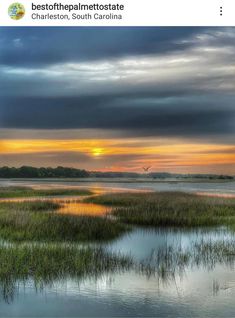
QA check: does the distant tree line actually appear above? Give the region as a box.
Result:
[90,171,140,178]
[149,172,234,180]
[0,166,89,178]
[0,166,233,179]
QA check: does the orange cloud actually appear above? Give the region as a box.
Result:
[0,138,234,173]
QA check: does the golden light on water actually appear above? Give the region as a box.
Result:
[0,197,111,216]
[58,201,111,216]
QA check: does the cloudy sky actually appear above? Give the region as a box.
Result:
[0,27,234,173]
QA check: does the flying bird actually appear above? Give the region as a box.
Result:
[142,166,152,172]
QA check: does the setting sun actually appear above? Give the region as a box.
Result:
[92,148,103,157]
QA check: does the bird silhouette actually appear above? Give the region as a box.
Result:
[142,166,152,172]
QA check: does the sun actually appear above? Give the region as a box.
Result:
[92,148,103,157]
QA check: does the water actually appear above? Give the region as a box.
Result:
[0,180,235,316]
[1,179,235,197]
[0,196,111,216]
[1,227,235,317]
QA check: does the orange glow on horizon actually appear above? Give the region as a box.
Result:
[0,138,234,173]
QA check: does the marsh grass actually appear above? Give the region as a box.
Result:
[138,239,235,282]
[0,244,133,302]
[1,191,235,243]
[1,239,235,302]
[86,192,235,227]
[2,189,235,304]
[0,186,92,198]
[0,200,60,211]
[0,201,128,242]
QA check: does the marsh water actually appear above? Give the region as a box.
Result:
[0,179,235,317]
[1,179,235,197]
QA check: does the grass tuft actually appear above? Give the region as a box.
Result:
[0,200,128,242]
[0,186,92,198]
[0,244,133,302]
[86,192,235,227]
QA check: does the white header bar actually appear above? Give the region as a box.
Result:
[1,0,235,26]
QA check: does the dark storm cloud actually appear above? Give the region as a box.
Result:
[0,27,206,67]
[1,95,234,139]
[0,27,235,143]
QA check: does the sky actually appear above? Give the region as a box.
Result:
[0,27,234,174]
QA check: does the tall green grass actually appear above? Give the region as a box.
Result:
[0,244,133,302]
[86,192,235,227]
[0,200,60,211]
[1,239,235,302]
[0,201,128,242]
[0,186,92,198]
[138,239,235,280]
[1,191,235,243]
